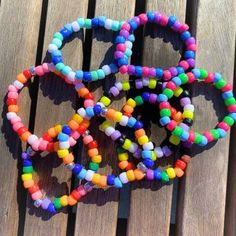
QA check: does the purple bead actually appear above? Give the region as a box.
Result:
[186,37,196,46]
[41,198,51,210]
[133,149,141,159]
[110,86,119,97]
[128,65,135,75]
[149,93,157,104]
[111,130,121,141]
[162,145,173,157]
[149,67,156,77]
[146,169,154,180]
[169,67,178,76]
[180,97,191,106]
[179,122,189,131]
[183,141,192,148]
[154,13,162,23]
[21,152,29,160]
[120,30,129,39]
[172,21,181,32]
[135,79,143,89]
[133,16,140,25]
[114,51,124,60]
[187,58,195,67]
[162,82,167,89]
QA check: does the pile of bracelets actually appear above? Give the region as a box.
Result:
[5,12,236,214]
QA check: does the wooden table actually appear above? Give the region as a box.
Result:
[0,1,235,235]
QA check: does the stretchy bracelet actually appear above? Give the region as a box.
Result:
[48,17,135,83]
[159,69,236,145]
[114,12,196,80]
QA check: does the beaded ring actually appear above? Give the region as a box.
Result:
[114,12,196,80]
[48,17,135,83]
[159,69,236,145]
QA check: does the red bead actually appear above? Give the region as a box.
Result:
[71,189,81,200]
[167,120,177,131]
[126,162,135,170]
[123,112,132,117]
[159,102,170,109]
[170,107,177,117]
[42,133,53,142]
[28,184,39,194]
[204,72,214,83]
[88,140,98,149]
[46,142,54,152]
[116,44,126,52]
[17,127,28,136]
[23,69,32,79]
[186,72,195,83]
[222,83,233,92]
[77,125,87,135]
[6,98,17,105]
[175,160,187,170]
[166,81,177,90]
[85,92,94,100]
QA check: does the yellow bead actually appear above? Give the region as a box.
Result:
[100,121,112,131]
[138,135,149,145]
[122,80,130,91]
[166,168,176,179]
[151,151,157,161]
[122,139,132,150]
[21,173,33,181]
[183,110,193,119]
[126,170,135,181]
[100,96,111,106]
[169,135,180,145]
[57,149,69,158]
[92,155,102,163]
[148,78,157,89]
[114,112,122,122]
[126,98,136,108]
[118,153,129,161]
[92,173,101,185]
[60,195,68,207]
[72,114,83,124]
[174,87,183,97]
[54,124,62,134]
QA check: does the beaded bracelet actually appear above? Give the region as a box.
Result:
[159,69,236,145]
[48,17,135,83]
[114,12,196,80]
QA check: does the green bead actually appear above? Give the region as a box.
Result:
[224,97,236,106]
[215,79,226,89]
[211,129,220,140]
[89,162,99,171]
[160,108,171,117]
[179,73,188,84]
[91,71,98,81]
[194,132,202,144]
[97,69,105,79]
[117,146,126,154]
[161,172,169,182]
[111,21,120,31]
[199,69,208,80]
[172,126,183,137]
[134,96,143,106]
[84,19,92,29]
[23,166,33,173]
[163,88,174,99]
[223,116,234,126]
[55,62,64,71]
[125,49,132,57]
[53,32,63,41]
[54,198,62,209]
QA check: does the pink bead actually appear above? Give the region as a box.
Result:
[38,139,48,151]
[222,83,232,92]
[31,190,43,200]
[203,131,214,142]
[71,131,80,140]
[8,91,18,99]
[119,65,128,74]
[83,135,93,145]
[166,81,177,90]
[179,23,189,33]
[159,15,168,26]
[188,130,196,143]
[116,44,126,52]
[228,105,236,112]
[178,60,189,70]
[10,116,21,124]
[159,102,170,109]
[142,67,150,77]
[69,137,76,147]
[186,72,195,83]
[35,66,44,76]
[187,44,197,51]
[139,13,148,24]
[217,122,230,132]
[13,122,24,132]
[8,84,18,92]
[121,22,130,31]
[163,70,171,81]
[167,120,177,131]
[42,63,50,73]
[77,186,87,196]
[32,139,40,151]
[204,72,214,83]
[84,99,94,108]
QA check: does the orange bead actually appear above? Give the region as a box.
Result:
[23,179,34,188]
[67,195,77,206]
[81,120,90,128]
[123,104,133,114]
[63,153,74,164]
[170,107,177,117]
[173,112,182,122]
[181,155,191,163]
[135,129,146,139]
[134,169,145,180]
[119,161,129,170]
[8,105,19,113]
[21,131,31,142]
[174,167,184,177]
[78,87,89,97]
[99,175,107,188]
[68,119,79,130]
[16,73,27,83]
[106,108,116,120]
[53,142,60,151]
[47,127,57,138]
[88,148,98,157]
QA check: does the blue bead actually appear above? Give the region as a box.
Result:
[77,168,87,179]
[176,66,184,74]
[115,35,126,44]
[58,132,69,142]
[199,136,208,146]
[217,128,227,139]
[93,104,102,115]
[86,107,94,117]
[23,160,32,167]
[229,113,236,121]
[192,69,201,79]
[91,18,99,28]
[128,34,135,42]
[52,50,62,57]
[143,159,154,168]
[72,164,83,175]
[129,20,138,30]
[60,26,72,39]
[214,72,222,83]
[135,66,143,76]
[47,203,56,214]
[180,31,191,41]
[160,117,171,126]
[157,94,168,102]
[142,92,150,101]
[184,50,195,59]
[154,168,162,180]
[52,56,63,64]
[180,130,190,141]
[142,150,152,159]
[156,68,164,78]
[168,16,176,26]
[134,121,143,130]
[172,76,182,86]
[62,125,72,135]
[83,72,92,82]
[109,63,118,73]
[75,70,83,79]
[98,16,106,26]
[107,175,115,186]
[114,177,123,188]
[118,57,128,66]
[147,12,155,22]
[127,117,136,128]
[222,91,233,100]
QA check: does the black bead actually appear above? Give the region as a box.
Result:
[180,89,191,98]
[183,118,193,126]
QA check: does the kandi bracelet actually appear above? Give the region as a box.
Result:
[114,12,196,80]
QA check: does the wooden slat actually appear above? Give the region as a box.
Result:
[0,1,42,235]
[23,1,88,236]
[74,1,136,235]
[176,1,236,235]
[127,1,187,236]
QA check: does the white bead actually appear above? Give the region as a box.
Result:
[105,127,115,136]
[6,112,17,120]
[115,81,123,91]
[162,82,167,89]
[102,65,111,75]
[71,21,80,32]
[47,44,58,53]
[129,143,138,153]
[59,141,70,149]
[105,19,113,29]
[119,116,129,126]
[28,135,39,145]
[13,80,24,90]
[184,104,194,112]
[142,77,149,86]
[143,142,154,150]
[154,147,164,158]
[77,108,86,117]
[119,172,129,184]
[67,71,76,82]
[125,41,133,49]
[85,170,95,181]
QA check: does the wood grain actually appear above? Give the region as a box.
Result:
[74,1,136,236]
[176,1,236,235]
[0,1,42,235]
[127,1,187,236]
[23,1,88,236]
